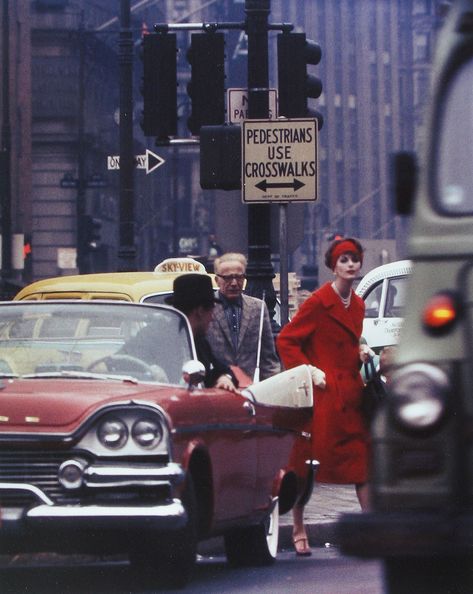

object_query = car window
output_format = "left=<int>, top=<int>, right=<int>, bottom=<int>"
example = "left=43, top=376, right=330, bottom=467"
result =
left=7, top=318, right=37, bottom=338
left=142, top=293, right=170, bottom=304
left=384, top=276, right=408, bottom=318
left=364, top=282, right=383, bottom=318
left=437, top=58, right=473, bottom=213
left=39, top=317, right=80, bottom=338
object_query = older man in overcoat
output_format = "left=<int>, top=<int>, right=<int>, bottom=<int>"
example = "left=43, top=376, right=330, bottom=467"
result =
left=206, top=253, right=280, bottom=385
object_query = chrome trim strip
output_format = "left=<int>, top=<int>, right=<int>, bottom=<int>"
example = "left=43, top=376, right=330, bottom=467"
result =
left=0, top=482, right=54, bottom=506
left=84, top=462, right=184, bottom=487
left=26, top=499, right=186, bottom=521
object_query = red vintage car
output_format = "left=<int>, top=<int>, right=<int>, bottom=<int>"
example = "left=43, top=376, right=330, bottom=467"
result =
left=0, top=301, right=313, bottom=587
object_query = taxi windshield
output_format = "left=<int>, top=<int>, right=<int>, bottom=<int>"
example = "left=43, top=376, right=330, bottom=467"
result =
left=0, top=301, right=194, bottom=384
left=436, top=57, right=473, bottom=214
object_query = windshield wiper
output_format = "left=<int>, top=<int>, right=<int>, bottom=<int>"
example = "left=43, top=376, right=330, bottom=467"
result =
left=21, top=370, right=139, bottom=384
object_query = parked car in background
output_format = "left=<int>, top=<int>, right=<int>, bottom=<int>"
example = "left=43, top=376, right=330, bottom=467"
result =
left=356, top=259, right=412, bottom=353
left=0, top=300, right=313, bottom=588
left=14, top=257, right=211, bottom=304
left=14, top=256, right=283, bottom=327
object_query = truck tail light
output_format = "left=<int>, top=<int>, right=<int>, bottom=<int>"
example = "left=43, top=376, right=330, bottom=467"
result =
left=422, top=292, right=458, bottom=333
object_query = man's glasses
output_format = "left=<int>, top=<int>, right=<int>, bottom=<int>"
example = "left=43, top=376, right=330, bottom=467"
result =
left=216, top=274, right=246, bottom=283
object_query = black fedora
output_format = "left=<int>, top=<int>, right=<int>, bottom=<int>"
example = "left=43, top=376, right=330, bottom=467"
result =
left=165, top=274, right=220, bottom=309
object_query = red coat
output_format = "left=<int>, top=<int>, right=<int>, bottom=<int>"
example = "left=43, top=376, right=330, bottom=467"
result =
left=277, top=282, right=369, bottom=484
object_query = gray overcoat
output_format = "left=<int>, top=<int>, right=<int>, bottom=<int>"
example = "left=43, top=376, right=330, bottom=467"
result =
left=206, top=293, right=281, bottom=383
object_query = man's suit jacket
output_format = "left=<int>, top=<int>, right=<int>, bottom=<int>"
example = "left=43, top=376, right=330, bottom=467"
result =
left=206, top=293, right=281, bottom=383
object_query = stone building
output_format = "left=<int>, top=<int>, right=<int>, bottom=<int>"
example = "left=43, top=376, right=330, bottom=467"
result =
left=0, top=0, right=32, bottom=295
left=1, top=0, right=449, bottom=286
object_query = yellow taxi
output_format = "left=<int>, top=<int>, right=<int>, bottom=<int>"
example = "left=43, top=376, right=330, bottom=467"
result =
left=14, top=258, right=214, bottom=304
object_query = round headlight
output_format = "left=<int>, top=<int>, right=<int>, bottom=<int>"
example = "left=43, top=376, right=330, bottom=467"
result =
left=132, top=418, right=162, bottom=449
left=390, top=363, right=449, bottom=430
left=97, top=418, right=128, bottom=449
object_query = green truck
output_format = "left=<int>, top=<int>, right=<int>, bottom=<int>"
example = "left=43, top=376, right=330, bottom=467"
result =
left=338, top=2, right=473, bottom=592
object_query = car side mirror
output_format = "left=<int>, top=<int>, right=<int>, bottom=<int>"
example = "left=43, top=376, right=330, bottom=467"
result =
left=391, top=151, right=418, bottom=216
left=182, top=360, right=206, bottom=390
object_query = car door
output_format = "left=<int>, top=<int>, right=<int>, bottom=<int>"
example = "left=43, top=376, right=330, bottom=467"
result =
left=204, top=390, right=258, bottom=523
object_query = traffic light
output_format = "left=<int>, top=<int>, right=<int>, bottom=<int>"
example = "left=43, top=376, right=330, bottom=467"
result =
left=187, top=33, right=225, bottom=136
left=277, top=32, right=323, bottom=129
left=79, top=215, right=102, bottom=252
left=140, top=33, right=177, bottom=139
left=200, top=125, right=241, bottom=190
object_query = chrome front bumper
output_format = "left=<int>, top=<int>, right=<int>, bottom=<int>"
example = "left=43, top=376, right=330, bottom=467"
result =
left=337, top=511, right=473, bottom=558
left=0, top=461, right=188, bottom=552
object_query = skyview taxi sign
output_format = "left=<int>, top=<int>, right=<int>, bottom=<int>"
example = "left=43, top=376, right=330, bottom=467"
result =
left=242, top=118, right=318, bottom=203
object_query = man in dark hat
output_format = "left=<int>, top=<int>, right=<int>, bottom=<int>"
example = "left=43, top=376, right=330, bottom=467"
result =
left=166, top=274, right=239, bottom=392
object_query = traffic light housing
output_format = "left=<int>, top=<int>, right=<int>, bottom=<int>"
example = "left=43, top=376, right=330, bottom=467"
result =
left=278, top=32, right=323, bottom=128
left=140, top=33, right=177, bottom=139
left=187, top=33, right=225, bottom=136
left=200, top=125, right=241, bottom=190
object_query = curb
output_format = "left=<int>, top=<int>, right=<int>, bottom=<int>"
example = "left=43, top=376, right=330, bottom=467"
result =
left=197, top=521, right=339, bottom=556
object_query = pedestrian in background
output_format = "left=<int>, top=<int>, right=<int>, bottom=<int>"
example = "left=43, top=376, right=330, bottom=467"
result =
left=166, top=273, right=239, bottom=392
left=207, top=252, right=280, bottom=386
left=277, top=238, right=372, bottom=557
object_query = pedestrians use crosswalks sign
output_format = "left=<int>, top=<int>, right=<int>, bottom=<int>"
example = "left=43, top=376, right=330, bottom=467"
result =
left=242, top=118, right=318, bottom=203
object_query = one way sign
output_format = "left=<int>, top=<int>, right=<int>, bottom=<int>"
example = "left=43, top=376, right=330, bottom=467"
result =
left=242, top=119, right=318, bottom=203
left=107, top=148, right=165, bottom=175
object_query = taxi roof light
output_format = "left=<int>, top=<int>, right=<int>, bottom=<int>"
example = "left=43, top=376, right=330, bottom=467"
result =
left=154, top=257, right=206, bottom=274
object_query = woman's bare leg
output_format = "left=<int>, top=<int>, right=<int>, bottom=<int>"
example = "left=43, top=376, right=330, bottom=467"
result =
left=292, top=504, right=312, bottom=555
left=356, top=482, right=370, bottom=511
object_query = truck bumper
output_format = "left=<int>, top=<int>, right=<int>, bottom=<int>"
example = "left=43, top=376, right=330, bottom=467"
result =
left=336, top=512, right=473, bottom=558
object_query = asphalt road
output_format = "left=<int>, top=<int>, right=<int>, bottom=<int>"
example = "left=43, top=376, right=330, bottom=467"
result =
left=0, top=547, right=384, bottom=594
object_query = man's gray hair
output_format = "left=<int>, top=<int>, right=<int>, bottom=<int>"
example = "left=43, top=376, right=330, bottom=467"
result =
left=214, top=252, right=247, bottom=271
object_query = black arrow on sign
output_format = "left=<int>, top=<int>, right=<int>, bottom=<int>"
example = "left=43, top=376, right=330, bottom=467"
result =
left=255, top=178, right=305, bottom=192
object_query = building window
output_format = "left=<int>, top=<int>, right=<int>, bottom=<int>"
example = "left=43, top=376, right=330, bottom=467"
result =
left=413, top=0, right=428, bottom=15
left=414, top=71, right=429, bottom=106
left=414, top=33, right=430, bottom=62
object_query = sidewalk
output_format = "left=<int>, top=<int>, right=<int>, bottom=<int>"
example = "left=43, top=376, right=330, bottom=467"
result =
left=278, top=483, right=361, bottom=549
left=198, top=483, right=361, bottom=556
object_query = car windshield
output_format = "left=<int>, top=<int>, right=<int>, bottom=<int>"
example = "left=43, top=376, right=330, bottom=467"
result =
left=436, top=58, right=473, bottom=214
left=0, top=301, right=194, bottom=384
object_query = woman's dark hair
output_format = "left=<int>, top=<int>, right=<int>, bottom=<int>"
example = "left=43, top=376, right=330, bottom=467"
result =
left=324, top=237, right=364, bottom=269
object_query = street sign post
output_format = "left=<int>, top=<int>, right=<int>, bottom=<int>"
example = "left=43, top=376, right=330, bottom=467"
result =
left=242, top=118, right=318, bottom=203
left=227, top=88, right=278, bottom=124
left=107, top=148, right=165, bottom=174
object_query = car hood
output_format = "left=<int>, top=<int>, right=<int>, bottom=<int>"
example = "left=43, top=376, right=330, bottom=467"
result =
left=0, top=378, right=184, bottom=434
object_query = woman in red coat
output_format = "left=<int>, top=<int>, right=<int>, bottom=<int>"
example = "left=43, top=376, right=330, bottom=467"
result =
left=277, top=238, right=372, bottom=556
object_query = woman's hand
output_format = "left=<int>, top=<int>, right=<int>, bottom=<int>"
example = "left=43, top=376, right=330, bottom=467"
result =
left=309, top=365, right=326, bottom=389
left=359, top=343, right=375, bottom=364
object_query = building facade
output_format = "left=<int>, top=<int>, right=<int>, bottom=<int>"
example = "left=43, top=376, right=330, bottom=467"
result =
left=2, top=0, right=449, bottom=286
left=0, top=0, right=32, bottom=295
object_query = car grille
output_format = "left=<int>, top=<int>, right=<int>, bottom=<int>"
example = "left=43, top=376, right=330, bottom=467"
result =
left=0, top=450, right=88, bottom=507
left=0, top=450, right=171, bottom=508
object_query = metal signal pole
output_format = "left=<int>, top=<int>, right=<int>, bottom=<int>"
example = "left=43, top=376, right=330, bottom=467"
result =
left=244, top=0, right=279, bottom=332
left=1, top=0, right=12, bottom=289
left=118, top=0, right=136, bottom=271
